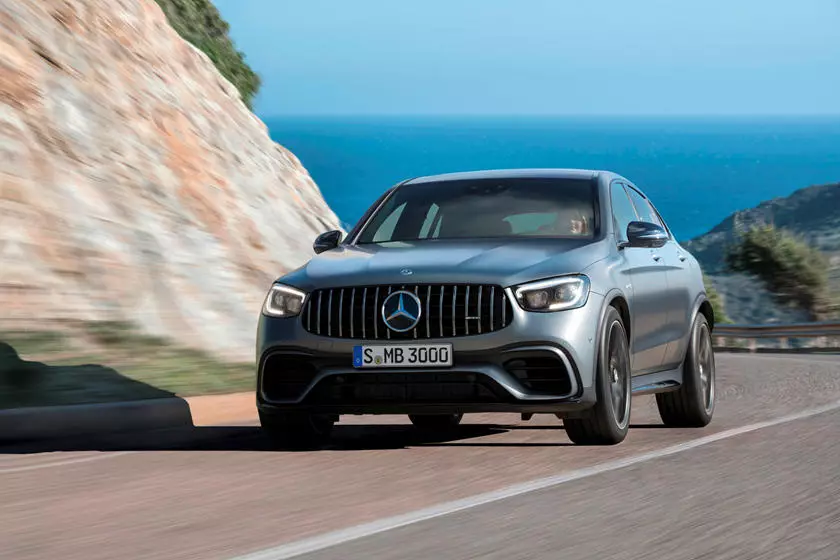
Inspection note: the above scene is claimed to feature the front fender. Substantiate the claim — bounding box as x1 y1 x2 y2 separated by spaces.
690 293 713 331
593 288 633 379
594 287 632 364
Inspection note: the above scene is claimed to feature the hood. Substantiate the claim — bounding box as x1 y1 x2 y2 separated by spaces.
279 238 611 290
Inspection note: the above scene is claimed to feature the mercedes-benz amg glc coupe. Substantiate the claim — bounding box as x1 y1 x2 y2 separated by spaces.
257 169 716 446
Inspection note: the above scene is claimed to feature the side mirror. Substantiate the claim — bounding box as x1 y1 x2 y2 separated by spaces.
625 221 668 248
313 230 343 254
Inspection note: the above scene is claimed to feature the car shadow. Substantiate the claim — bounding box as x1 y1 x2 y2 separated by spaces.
0 340 192 416
0 420 584 454
0 338 662 452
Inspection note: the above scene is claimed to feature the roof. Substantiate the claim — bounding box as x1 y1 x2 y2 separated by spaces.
403 168 607 185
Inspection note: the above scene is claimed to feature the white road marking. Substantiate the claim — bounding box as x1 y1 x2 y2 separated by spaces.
232 399 840 560
723 352 840 365
0 451 135 474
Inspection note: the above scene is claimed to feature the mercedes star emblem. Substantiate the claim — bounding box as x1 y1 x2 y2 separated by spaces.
381 290 422 332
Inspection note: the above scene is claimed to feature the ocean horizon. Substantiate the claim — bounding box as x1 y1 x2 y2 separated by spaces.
264 115 840 241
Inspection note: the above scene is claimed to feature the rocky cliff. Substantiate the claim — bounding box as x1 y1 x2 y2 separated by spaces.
0 0 340 360
685 182 840 324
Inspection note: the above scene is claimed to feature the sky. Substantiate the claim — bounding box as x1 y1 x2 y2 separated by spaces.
214 0 840 117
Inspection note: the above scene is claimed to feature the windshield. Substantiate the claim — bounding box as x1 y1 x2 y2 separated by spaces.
355 177 598 244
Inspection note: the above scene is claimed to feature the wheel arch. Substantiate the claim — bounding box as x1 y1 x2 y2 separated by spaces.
568 288 634 397
601 289 631 344
695 295 715 332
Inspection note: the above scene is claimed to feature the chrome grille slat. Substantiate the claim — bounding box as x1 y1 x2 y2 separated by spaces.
327 289 334 337
303 283 511 340
317 291 323 335
489 286 495 332
426 285 431 339
451 286 457 337
439 285 445 337
464 285 470 336
362 288 368 339
338 289 344 338
374 287 380 340
386 286 392 340
477 285 483 334
349 288 355 338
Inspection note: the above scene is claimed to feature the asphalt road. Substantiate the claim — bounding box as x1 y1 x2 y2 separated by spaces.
1 353 838 560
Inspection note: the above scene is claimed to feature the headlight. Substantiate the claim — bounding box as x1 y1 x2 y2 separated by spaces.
513 275 590 312
262 284 307 317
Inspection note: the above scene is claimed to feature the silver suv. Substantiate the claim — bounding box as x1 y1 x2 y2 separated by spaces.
257 169 716 447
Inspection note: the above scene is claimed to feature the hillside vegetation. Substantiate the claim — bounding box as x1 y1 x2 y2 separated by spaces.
685 182 840 273
154 0 261 108
725 225 832 320
685 182 840 324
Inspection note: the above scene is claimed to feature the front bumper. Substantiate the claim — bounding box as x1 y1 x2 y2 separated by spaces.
256 292 604 416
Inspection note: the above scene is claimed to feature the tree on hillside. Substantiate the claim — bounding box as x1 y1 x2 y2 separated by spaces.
724 225 830 320
703 275 730 324
154 0 261 109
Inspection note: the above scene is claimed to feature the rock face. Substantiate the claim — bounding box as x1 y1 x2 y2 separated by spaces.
0 0 340 360
684 182 840 324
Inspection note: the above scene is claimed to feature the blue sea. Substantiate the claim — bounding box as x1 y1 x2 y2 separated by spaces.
265 116 840 241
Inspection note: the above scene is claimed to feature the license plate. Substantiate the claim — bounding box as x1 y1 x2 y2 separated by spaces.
353 344 453 368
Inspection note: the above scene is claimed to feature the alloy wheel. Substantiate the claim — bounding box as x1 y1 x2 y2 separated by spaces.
697 322 715 414
607 321 631 429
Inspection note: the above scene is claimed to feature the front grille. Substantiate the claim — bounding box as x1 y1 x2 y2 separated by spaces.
301 284 514 340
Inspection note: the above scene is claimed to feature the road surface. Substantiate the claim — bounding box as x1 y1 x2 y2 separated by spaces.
1 353 839 560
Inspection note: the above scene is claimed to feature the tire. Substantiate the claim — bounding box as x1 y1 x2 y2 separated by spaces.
259 411 335 449
408 413 463 431
656 313 715 427
564 306 632 445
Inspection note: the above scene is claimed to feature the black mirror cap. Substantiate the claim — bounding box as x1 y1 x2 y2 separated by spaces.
626 221 669 249
313 230 343 254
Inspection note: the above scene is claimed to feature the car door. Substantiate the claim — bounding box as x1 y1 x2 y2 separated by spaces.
625 185 692 370
653 204 697 368
610 181 669 375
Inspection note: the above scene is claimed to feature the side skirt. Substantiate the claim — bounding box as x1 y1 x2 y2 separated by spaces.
631 364 684 396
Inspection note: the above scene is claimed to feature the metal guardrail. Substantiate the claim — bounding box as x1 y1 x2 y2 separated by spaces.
712 321 840 352
714 321 840 338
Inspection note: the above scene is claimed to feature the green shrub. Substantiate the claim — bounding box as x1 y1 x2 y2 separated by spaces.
725 225 830 320
84 321 170 349
703 275 730 324
154 0 261 108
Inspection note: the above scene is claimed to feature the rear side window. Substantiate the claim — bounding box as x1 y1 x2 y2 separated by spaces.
626 187 664 228
610 182 638 243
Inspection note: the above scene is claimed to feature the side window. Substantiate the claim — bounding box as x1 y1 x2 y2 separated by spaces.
648 201 673 239
626 187 664 228
610 182 638 243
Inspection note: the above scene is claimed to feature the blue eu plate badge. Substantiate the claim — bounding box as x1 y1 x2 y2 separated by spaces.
353 346 363 368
